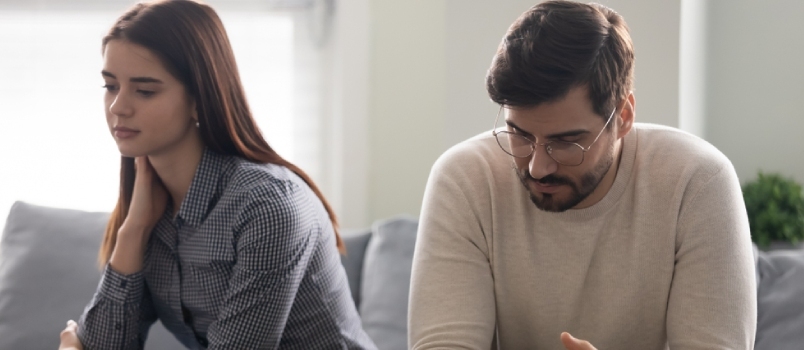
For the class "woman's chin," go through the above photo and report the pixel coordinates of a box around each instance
[116,146,146,158]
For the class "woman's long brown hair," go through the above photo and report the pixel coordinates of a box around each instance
[98,0,343,266]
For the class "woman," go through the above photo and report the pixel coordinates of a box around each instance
[58,1,375,349]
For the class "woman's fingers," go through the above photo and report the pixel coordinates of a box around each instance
[125,156,168,235]
[59,320,82,350]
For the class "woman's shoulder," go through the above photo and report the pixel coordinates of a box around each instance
[207,152,325,227]
[223,158,307,204]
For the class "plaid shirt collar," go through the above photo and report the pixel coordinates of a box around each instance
[172,148,236,229]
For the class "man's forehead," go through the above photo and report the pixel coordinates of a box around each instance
[505,103,598,137]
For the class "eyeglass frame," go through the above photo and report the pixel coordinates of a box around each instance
[491,105,617,166]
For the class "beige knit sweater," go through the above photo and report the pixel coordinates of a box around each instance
[409,123,756,350]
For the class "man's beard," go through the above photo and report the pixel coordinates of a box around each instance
[515,142,615,212]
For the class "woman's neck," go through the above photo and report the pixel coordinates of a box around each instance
[148,134,205,216]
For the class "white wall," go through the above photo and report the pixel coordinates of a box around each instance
[597,0,681,128]
[361,0,683,225]
[704,0,804,185]
[366,1,447,223]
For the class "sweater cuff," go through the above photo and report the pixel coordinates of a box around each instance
[98,264,145,304]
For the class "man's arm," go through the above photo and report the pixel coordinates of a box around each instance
[409,150,497,350]
[667,164,757,349]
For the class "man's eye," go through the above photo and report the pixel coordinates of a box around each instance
[513,131,534,142]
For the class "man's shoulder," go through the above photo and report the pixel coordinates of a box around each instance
[431,129,504,174]
[631,123,738,197]
[633,123,732,171]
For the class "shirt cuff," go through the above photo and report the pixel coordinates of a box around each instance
[98,264,145,305]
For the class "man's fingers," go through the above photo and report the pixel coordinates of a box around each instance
[560,332,597,350]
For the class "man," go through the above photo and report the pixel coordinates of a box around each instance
[408,1,757,349]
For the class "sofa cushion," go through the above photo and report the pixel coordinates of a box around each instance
[755,247,804,350]
[0,201,180,349]
[340,228,372,307]
[359,216,418,350]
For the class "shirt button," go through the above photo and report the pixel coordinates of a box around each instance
[120,280,127,288]
[197,336,208,347]
[115,323,122,331]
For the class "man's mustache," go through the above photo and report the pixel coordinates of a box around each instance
[521,171,573,186]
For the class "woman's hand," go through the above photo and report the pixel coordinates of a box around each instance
[120,156,169,241]
[58,320,83,350]
[110,156,168,275]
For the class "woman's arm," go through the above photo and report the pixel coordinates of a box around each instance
[76,157,167,349]
[203,182,318,349]
[76,266,159,350]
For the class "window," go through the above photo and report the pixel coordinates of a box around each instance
[0,6,299,230]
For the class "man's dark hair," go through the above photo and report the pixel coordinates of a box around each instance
[486,0,634,120]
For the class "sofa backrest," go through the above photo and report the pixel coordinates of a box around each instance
[0,202,184,349]
[0,201,421,350]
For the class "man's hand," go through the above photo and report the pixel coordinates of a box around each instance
[561,332,597,350]
[58,320,83,350]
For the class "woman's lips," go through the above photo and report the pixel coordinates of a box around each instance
[113,127,140,139]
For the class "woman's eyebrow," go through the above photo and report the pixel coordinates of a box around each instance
[101,70,163,84]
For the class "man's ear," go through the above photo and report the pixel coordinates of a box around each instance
[616,92,635,139]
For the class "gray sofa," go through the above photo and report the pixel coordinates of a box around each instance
[0,201,417,350]
[1,201,803,349]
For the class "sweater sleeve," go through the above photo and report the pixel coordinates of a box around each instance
[667,164,757,349]
[77,265,158,350]
[409,149,497,350]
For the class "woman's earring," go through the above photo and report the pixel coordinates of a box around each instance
[195,121,200,128]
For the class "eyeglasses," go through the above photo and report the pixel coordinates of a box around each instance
[492,105,616,166]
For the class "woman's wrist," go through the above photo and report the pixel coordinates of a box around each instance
[118,222,152,242]
[109,226,149,275]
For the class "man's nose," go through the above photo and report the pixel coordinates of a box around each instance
[528,144,558,180]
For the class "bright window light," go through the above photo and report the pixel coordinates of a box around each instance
[0,11,294,230]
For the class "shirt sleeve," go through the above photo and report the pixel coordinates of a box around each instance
[204,181,317,349]
[667,164,758,349]
[77,265,158,350]
[408,150,497,350]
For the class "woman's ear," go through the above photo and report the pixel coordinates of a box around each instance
[617,92,635,139]
[190,99,199,125]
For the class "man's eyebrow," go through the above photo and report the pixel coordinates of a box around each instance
[101,70,163,84]
[505,120,590,139]
[505,120,534,137]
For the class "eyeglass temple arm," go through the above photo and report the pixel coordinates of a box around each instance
[582,107,617,151]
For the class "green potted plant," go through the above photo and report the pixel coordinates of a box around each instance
[742,172,804,250]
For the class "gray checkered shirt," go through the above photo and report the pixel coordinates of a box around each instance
[77,149,376,350]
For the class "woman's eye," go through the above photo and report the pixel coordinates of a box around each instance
[102,84,118,92]
[137,90,156,97]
